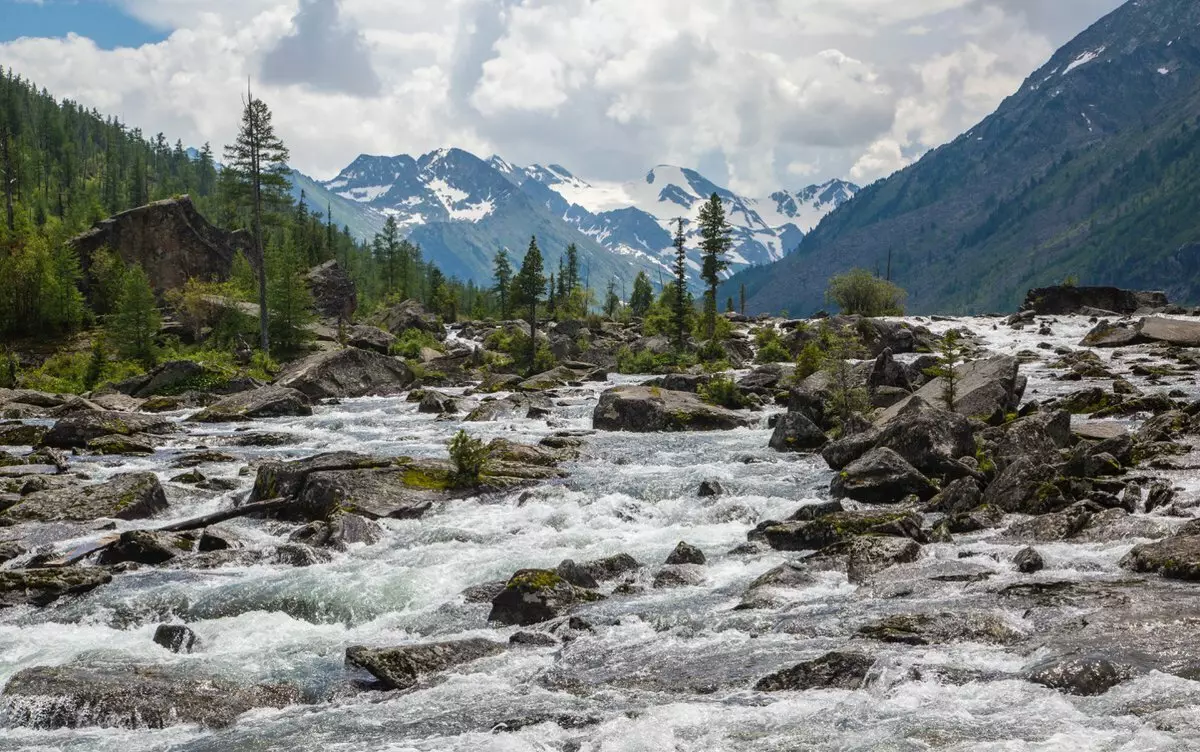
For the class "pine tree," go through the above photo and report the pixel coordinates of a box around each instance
[512,236,547,374]
[374,215,402,296]
[109,263,160,368]
[697,193,732,340]
[493,249,513,319]
[223,88,291,353]
[671,218,690,352]
[564,243,580,294]
[726,296,734,313]
[604,279,620,319]
[197,142,216,197]
[266,228,314,355]
[629,271,653,319]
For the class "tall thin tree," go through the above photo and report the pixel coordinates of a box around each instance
[697,193,732,340]
[512,236,547,374]
[671,218,690,352]
[493,249,513,319]
[223,84,291,352]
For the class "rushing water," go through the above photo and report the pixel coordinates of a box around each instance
[3,315,1200,751]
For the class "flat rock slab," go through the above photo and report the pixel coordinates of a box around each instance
[1073,421,1129,441]
[40,411,176,449]
[345,638,506,690]
[593,385,753,432]
[1,664,301,729]
[1,472,167,523]
[1138,317,1200,347]
[0,567,113,608]
[188,386,313,422]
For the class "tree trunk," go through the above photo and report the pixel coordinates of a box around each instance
[250,107,270,354]
[528,303,537,375]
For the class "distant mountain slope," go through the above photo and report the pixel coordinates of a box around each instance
[732,0,1200,315]
[289,148,856,291]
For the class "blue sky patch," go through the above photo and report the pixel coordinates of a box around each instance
[0,0,169,49]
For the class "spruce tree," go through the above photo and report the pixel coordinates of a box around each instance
[671,218,690,352]
[697,193,732,340]
[266,229,314,355]
[493,249,513,319]
[223,88,291,353]
[604,279,620,319]
[375,215,402,297]
[512,236,547,374]
[109,263,160,368]
[629,271,653,319]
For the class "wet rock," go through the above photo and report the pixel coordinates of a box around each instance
[820,430,880,471]
[345,638,505,690]
[3,473,167,523]
[789,500,845,521]
[0,663,301,729]
[289,513,383,550]
[198,526,244,551]
[276,348,414,400]
[465,393,551,422]
[0,539,27,564]
[652,564,706,588]
[592,386,753,432]
[1022,285,1166,316]
[188,386,313,422]
[867,348,912,394]
[0,568,113,608]
[1136,411,1191,444]
[735,561,816,609]
[757,510,923,551]
[924,477,983,515]
[85,434,156,456]
[1026,654,1136,696]
[1014,547,1045,573]
[97,530,195,566]
[153,624,199,654]
[842,537,922,583]
[755,651,875,692]
[418,390,457,414]
[980,457,1063,515]
[170,470,206,484]
[664,541,706,566]
[768,412,827,452]
[250,451,394,502]
[346,324,396,355]
[879,355,1023,425]
[509,631,559,647]
[271,543,333,567]
[873,398,979,476]
[1121,535,1200,580]
[368,299,446,340]
[572,553,641,585]
[856,612,1023,645]
[1072,507,1173,543]
[1002,502,1099,543]
[0,423,48,446]
[830,447,936,504]
[697,480,724,498]
[556,559,601,589]
[488,569,602,626]
[1146,481,1176,513]
[462,580,508,604]
[40,411,175,449]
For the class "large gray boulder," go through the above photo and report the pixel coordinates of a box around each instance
[276,348,414,399]
[40,411,175,449]
[769,412,827,452]
[345,638,505,690]
[368,299,446,340]
[1022,286,1167,315]
[188,386,313,422]
[487,569,602,626]
[0,568,113,608]
[872,397,977,476]
[2,473,167,523]
[1121,535,1200,581]
[879,355,1023,425]
[830,447,937,504]
[346,325,397,355]
[755,652,875,692]
[756,510,923,551]
[593,385,753,432]
[306,259,357,321]
[0,663,300,729]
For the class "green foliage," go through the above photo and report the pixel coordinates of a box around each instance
[83,338,106,391]
[603,279,621,319]
[671,219,691,351]
[512,237,547,373]
[754,327,790,363]
[924,329,968,408]
[795,340,826,380]
[698,373,747,409]
[696,338,726,364]
[629,271,654,319]
[0,213,87,338]
[266,229,315,356]
[108,264,161,368]
[21,348,144,395]
[0,348,18,389]
[88,247,127,316]
[448,430,489,485]
[493,249,513,319]
[614,347,696,375]
[697,193,732,339]
[822,329,869,432]
[391,328,444,359]
[229,252,257,300]
[825,268,907,317]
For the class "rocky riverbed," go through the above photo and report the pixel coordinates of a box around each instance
[3,309,1200,750]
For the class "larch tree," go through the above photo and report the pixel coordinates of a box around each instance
[512,236,547,373]
[697,192,732,340]
[223,87,291,353]
[671,218,690,351]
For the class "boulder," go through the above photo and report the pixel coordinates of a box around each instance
[1026,654,1136,696]
[346,325,396,355]
[757,510,923,551]
[1137,317,1200,347]
[0,423,48,446]
[843,537,922,583]
[250,452,394,501]
[368,299,446,340]
[924,477,984,515]
[465,393,551,422]
[664,541,706,566]
[188,386,313,422]
[0,568,112,608]
[305,259,357,321]
[0,663,300,729]
[697,480,725,498]
[153,624,199,654]
[1001,502,1100,542]
[768,412,827,452]
[980,457,1063,515]
[418,390,457,414]
[125,360,211,398]
[69,196,247,298]
[1022,286,1167,315]
[592,385,753,432]
[487,569,602,626]
[830,447,936,504]
[345,638,505,690]
[276,348,414,399]
[85,434,157,455]
[755,651,875,692]
[856,612,1023,646]
[97,530,195,565]
[1121,535,1200,580]
[872,398,977,476]
[289,463,462,521]
[40,411,175,449]
[289,513,383,550]
[652,564,706,588]
[1013,547,1045,574]
[736,562,817,609]
[879,355,1023,425]
[3,473,167,523]
[561,553,640,586]
[866,348,911,394]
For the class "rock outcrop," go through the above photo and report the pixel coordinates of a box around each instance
[305,260,357,321]
[1022,285,1167,315]
[593,385,753,432]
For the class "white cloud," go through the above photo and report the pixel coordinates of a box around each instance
[0,0,1124,190]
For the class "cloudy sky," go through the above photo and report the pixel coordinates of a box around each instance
[0,0,1124,193]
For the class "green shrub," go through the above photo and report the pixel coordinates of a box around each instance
[699,373,747,409]
[795,341,826,380]
[756,339,790,363]
[22,349,144,394]
[391,328,445,359]
[697,339,726,363]
[615,347,697,375]
[825,269,906,317]
[448,430,489,485]
[0,348,19,389]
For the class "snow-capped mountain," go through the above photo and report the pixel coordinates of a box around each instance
[298,147,857,289]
